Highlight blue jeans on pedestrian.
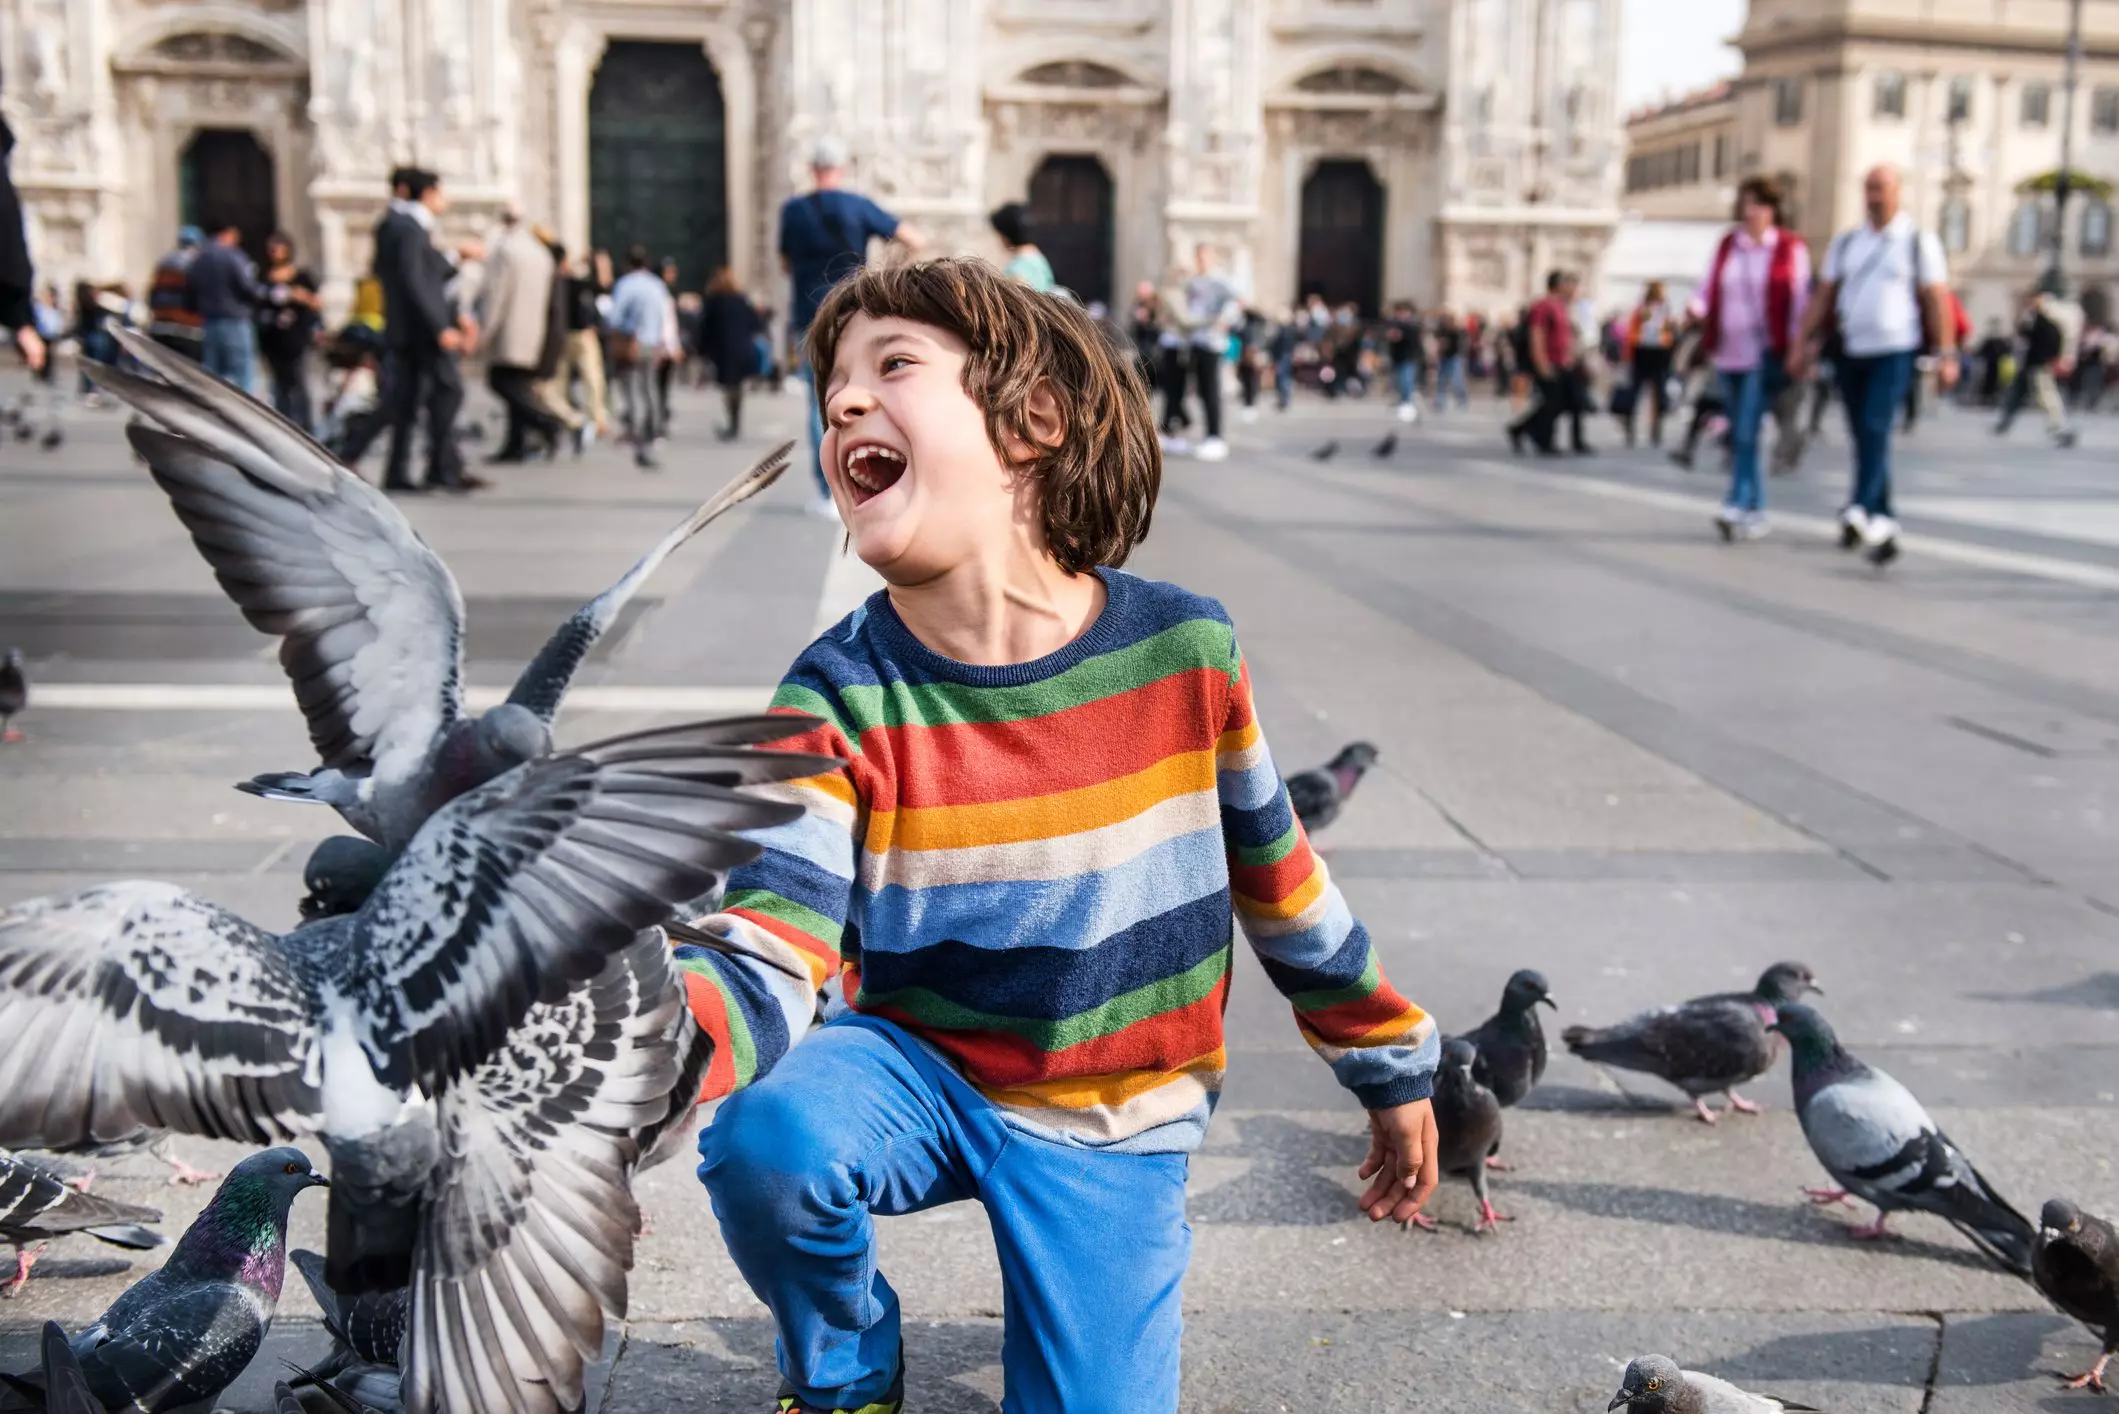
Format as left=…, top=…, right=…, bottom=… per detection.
left=1716, top=356, right=1784, bottom=514
left=698, top=1014, right=1190, bottom=1412
left=1274, top=354, right=1293, bottom=409
left=201, top=317, right=256, bottom=394
left=1836, top=350, right=1914, bottom=518
left=1392, top=360, right=1417, bottom=405
left=1436, top=354, right=1468, bottom=409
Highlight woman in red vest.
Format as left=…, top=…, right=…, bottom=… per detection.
left=1696, top=176, right=1809, bottom=541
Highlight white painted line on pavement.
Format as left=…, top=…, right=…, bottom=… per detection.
left=1465, top=458, right=2119, bottom=593
left=31, top=683, right=776, bottom=712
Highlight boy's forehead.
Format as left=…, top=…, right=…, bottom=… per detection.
left=832, top=312, right=969, bottom=366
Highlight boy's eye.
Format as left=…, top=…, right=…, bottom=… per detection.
left=880, top=354, right=913, bottom=374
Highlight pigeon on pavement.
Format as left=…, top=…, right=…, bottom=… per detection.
left=0, top=718, right=824, bottom=1414
left=1406, top=1038, right=1508, bottom=1234
left=1283, top=742, right=1379, bottom=836
left=0, top=1323, right=98, bottom=1414
left=0, top=1149, right=327, bottom=1414
left=1774, top=1003, right=2035, bottom=1274
left=293, top=1247, right=407, bottom=1376
left=95, top=327, right=792, bottom=855
left=1, top=1149, right=164, bottom=1298
left=0, top=649, right=24, bottom=744
left=1607, top=1353, right=1824, bottom=1412
left=2034, top=1198, right=2119, bottom=1393
left=1563, top=962, right=1822, bottom=1124
left=1455, top=969, right=1555, bottom=1110
left=1311, top=440, right=1338, bottom=461
left=1371, top=432, right=1397, bottom=459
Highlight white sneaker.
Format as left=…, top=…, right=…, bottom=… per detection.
left=806, top=496, right=841, bottom=521
left=1838, top=504, right=1868, bottom=549
left=1396, top=402, right=1419, bottom=424
left=1195, top=437, right=1229, bottom=462
left=1860, top=513, right=1899, bottom=547
left=1159, top=434, right=1194, bottom=457
left=1714, top=504, right=1741, bottom=542
left=1736, top=511, right=1771, bottom=541
left=1239, top=406, right=1260, bottom=424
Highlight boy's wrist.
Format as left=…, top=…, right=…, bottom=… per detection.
left=1352, top=1072, right=1433, bottom=1111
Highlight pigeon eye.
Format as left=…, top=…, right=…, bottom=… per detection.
left=1644, top=1378, right=1661, bottom=1391
left=284, top=1162, right=302, bottom=1175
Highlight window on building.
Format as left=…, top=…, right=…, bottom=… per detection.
left=2085, top=201, right=2114, bottom=259
left=1947, top=77, right=1974, bottom=124
left=2094, top=86, right=2119, bottom=134
left=1713, top=133, right=1730, bottom=178
left=1774, top=78, right=1804, bottom=127
left=2022, top=82, right=2052, bottom=128
left=1873, top=71, right=1907, bottom=119
left=2008, top=199, right=2045, bottom=257
left=1681, top=142, right=1700, bottom=183
left=1941, top=197, right=1971, bottom=254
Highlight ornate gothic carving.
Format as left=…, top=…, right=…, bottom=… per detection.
left=152, top=33, right=287, bottom=65
left=988, top=100, right=1156, bottom=156
left=1293, top=66, right=1414, bottom=97
left=1018, top=60, right=1132, bottom=89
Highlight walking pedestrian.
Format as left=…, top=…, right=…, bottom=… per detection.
left=1128, top=280, right=1163, bottom=396
left=0, top=105, right=43, bottom=377
left=542, top=251, right=608, bottom=450
left=477, top=206, right=563, bottom=463
left=1432, top=309, right=1469, bottom=411
left=527, top=230, right=588, bottom=453
left=1794, top=163, right=1956, bottom=565
left=780, top=135, right=923, bottom=515
left=1694, top=177, right=1809, bottom=542
left=699, top=265, right=764, bottom=440
left=1623, top=281, right=1676, bottom=447
left=1994, top=287, right=2078, bottom=447
left=342, top=166, right=482, bottom=493
left=1506, top=270, right=1585, bottom=455
left=255, top=231, right=321, bottom=430
left=1170, top=244, right=1239, bottom=461
left=145, top=227, right=204, bottom=361
left=609, top=244, right=676, bottom=469
left=991, top=203, right=1056, bottom=294
left=189, top=225, right=262, bottom=392
left=1385, top=300, right=1423, bottom=423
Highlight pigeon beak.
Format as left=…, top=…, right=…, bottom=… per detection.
left=307, top=1172, right=330, bottom=1189
left=1608, top=1390, right=1635, bottom=1412
left=1537, top=994, right=1558, bottom=1010
left=1806, top=981, right=1826, bottom=996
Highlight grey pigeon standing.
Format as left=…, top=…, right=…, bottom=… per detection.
left=1773, top=1003, right=2035, bottom=1274
left=1606, top=1353, right=1824, bottom=1412
left=1455, top=968, right=1554, bottom=1111
left=1370, top=432, right=1397, bottom=459
left=0, top=718, right=827, bottom=1414
left=0, top=1149, right=326, bottom=1414
left=1405, top=1038, right=1509, bottom=1234
left=0, top=649, right=24, bottom=744
left=1311, top=440, right=1338, bottom=460
left=1563, top=962, right=1821, bottom=1124
left=1, top=1149, right=164, bottom=1298
left=94, top=326, right=792, bottom=855
left=2033, top=1198, right=2119, bottom=1393
left=1283, top=742, right=1379, bottom=836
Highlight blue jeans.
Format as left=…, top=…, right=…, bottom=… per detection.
left=1274, top=354, right=1293, bottom=409
left=698, top=1015, right=1190, bottom=1412
left=1392, top=360, right=1418, bottom=404
left=1716, top=356, right=1784, bottom=514
left=200, top=317, right=256, bottom=394
left=794, top=327, right=829, bottom=498
left=1836, top=350, right=1915, bottom=518
left=1436, top=354, right=1468, bottom=409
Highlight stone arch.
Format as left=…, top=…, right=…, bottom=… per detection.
left=1270, top=51, right=1427, bottom=103
left=112, top=9, right=306, bottom=72
left=997, top=50, right=1162, bottom=96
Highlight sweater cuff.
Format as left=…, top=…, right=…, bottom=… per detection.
left=1352, top=1070, right=1434, bottom=1111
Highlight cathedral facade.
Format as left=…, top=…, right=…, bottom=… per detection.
left=3, top=0, right=1620, bottom=322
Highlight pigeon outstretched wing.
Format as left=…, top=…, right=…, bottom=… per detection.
left=404, top=932, right=686, bottom=1414
left=340, top=716, right=836, bottom=1094
left=0, top=882, right=322, bottom=1151
left=505, top=442, right=793, bottom=723
left=101, top=329, right=465, bottom=790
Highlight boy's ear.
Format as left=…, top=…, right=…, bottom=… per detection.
left=1020, top=379, right=1066, bottom=454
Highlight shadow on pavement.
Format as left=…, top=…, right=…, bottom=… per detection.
left=1965, top=971, right=2119, bottom=1008
left=605, top=1320, right=1003, bottom=1414
left=1188, top=1115, right=1368, bottom=1227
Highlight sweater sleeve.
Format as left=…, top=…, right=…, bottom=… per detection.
left=670, top=679, right=863, bottom=1102
left=1216, top=638, right=1439, bottom=1108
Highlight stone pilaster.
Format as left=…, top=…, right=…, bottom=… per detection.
left=1161, top=0, right=1265, bottom=281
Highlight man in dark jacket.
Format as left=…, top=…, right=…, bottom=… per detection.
left=0, top=99, right=45, bottom=373
left=189, top=225, right=262, bottom=391
left=342, top=167, right=481, bottom=492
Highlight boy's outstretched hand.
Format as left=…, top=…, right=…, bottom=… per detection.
left=1357, top=1099, right=1439, bottom=1223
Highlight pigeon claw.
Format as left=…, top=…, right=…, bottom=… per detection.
left=1803, top=1186, right=1853, bottom=1206
left=162, top=1154, right=224, bottom=1187
left=2059, top=1354, right=2109, bottom=1392
left=1, top=729, right=20, bottom=743
left=1483, top=1155, right=1514, bottom=1171
left=1693, top=1097, right=1721, bottom=1125
left=1474, top=1201, right=1513, bottom=1234
left=1400, top=1213, right=1440, bottom=1233
left=3, top=1242, right=46, bottom=1298
left=1845, top=1215, right=1895, bottom=1241
left=1724, top=1091, right=1762, bottom=1115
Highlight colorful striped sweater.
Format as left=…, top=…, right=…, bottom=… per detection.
left=673, top=568, right=1438, bottom=1152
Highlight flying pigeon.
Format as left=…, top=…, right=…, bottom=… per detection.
left=94, top=326, right=793, bottom=855
left=1454, top=968, right=1555, bottom=1111
left=2, top=1150, right=164, bottom=1298
left=1371, top=432, right=1397, bottom=459
left=0, top=718, right=824, bottom=1414
left=0, top=648, right=23, bottom=744
left=1311, top=440, right=1338, bottom=461
left=0, top=1323, right=98, bottom=1414
left=1562, top=962, right=1822, bottom=1124
left=1406, top=1038, right=1508, bottom=1234
left=1773, top=1003, right=2035, bottom=1274
left=0, top=1149, right=326, bottom=1414
left=2034, top=1198, right=2119, bottom=1393
left=1606, top=1353, right=1823, bottom=1412
left=1283, top=742, right=1379, bottom=835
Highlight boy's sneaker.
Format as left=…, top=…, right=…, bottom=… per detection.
left=776, top=1361, right=904, bottom=1414
left=1837, top=504, right=1867, bottom=549
left=1195, top=437, right=1229, bottom=462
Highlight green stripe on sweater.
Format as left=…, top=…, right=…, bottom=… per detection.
left=862, top=945, right=1230, bottom=1050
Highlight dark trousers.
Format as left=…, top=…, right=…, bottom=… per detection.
left=265, top=351, right=312, bottom=433
left=1236, top=358, right=1260, bottom=410
left=490, top=364, right=560, bottom=457
left=1626, top=348, right=1672, bottom=445
left=343, top=345, right=464, bottom=488
left=1188, top=346, right=1223, bottom=440
left=720, top=383, right=745, bottom=437
left=657, top=358, right=677, bottom=424
left=1837, top=350, right=1915, bottom=518
left=1158, top=346, right=1190, bottom=431
left=1510, top=371, right=1583, bottom=451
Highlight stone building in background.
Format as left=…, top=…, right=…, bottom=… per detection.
left=1, top=0, right=1620, bottom=325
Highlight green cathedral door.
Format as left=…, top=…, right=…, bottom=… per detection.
left=588, top=41, right=727, bottom=291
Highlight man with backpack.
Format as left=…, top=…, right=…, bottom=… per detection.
left=780, top=136, right=924, bottom=515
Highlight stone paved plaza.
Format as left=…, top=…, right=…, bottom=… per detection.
left=2, top=372, right=2117, bottom=1411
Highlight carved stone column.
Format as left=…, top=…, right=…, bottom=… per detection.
left=1162, top=0, right=1266, bottom=281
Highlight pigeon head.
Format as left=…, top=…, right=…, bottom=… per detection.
left=474, top=703, right=552, bottom=776
left=1500, top=969, right=1557, bottom=1014
left=2, top=646, right=19, bottom=669
left=1440, top=1037, right=1477, bottom=1073
left=170, top=1147, right=326, bottom=1290
left=1766, top=1002, right=1842, bottom=1066
left=1755, top=961, right=1822, bottom=1006
left=1329, top=742, right=1380, bottom=774
left=223, top=1146, right=330, bottom=1217
left=1609, top=1354, right=1684, bottom=1411
left=2041, top=1197, right=2085, bottom=1237
left=300, top=836, right=391, bottom=920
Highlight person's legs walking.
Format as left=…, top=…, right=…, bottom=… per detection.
left=422, top=352, right=469, bottom=487
left=1836, top=355, right=1876, bottom=526
left=722, top=383, right=744, bottom=438
left=1995, top=367, right=2030, bottom=432
left=1274, top=354, right=1293, bottom=411
left=1393, top=360, right=1416, bottom=407
left=380, top=350, right=425, bottom=490
left=2033, top=367, right=2074, bottom=442
left=1718, top=366, right=1766, bottom=529
left=1190, top=345, right=1223, bottom=447
left=1565, top=367, right=1591, bottom=451
left=1159, top=346, right=1190, bottom=435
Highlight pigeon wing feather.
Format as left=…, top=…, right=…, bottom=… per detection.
left=0, top=1150, right=163, bottom=1238
left=0, top=882, right=322, bottom=1150
left=77, top=1275, right=268, bottom=1412
left=39, top=1322, right=100, bottom=1414
left=1566, top=998, right=1773, bottom=1095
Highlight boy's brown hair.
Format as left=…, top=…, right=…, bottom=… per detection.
left=805, top=256, right=1160, bottom=574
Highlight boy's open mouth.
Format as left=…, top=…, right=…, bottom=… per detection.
left=842, top=443, right=908, bottom=507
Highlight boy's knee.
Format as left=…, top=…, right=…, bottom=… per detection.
left=697, top=1083, right=855, bottom=1219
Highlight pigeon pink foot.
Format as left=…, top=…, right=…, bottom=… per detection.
left=1724, top=1091, right=1762, bottom=1115
left=1846, top=1214, right=1895, bottom=1241
left=1474, top=1200, right=1514, bottom=1233
left=4, top=1243, right=47, bottom=1298
left=1692, top=1097, right=1721, bottom=1125
left=161, top=1152, right=223, bottom=1187
left=2058, top=1352, right=2109, bottom=1393
left=1804, top=1186, right=1853, bottom=1205
left=1, top=729, right=20, bottom=744
left=1400, top=1213, right=1440, bottom=1233
left=1484, top=1155, right=1514, bottom=1171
